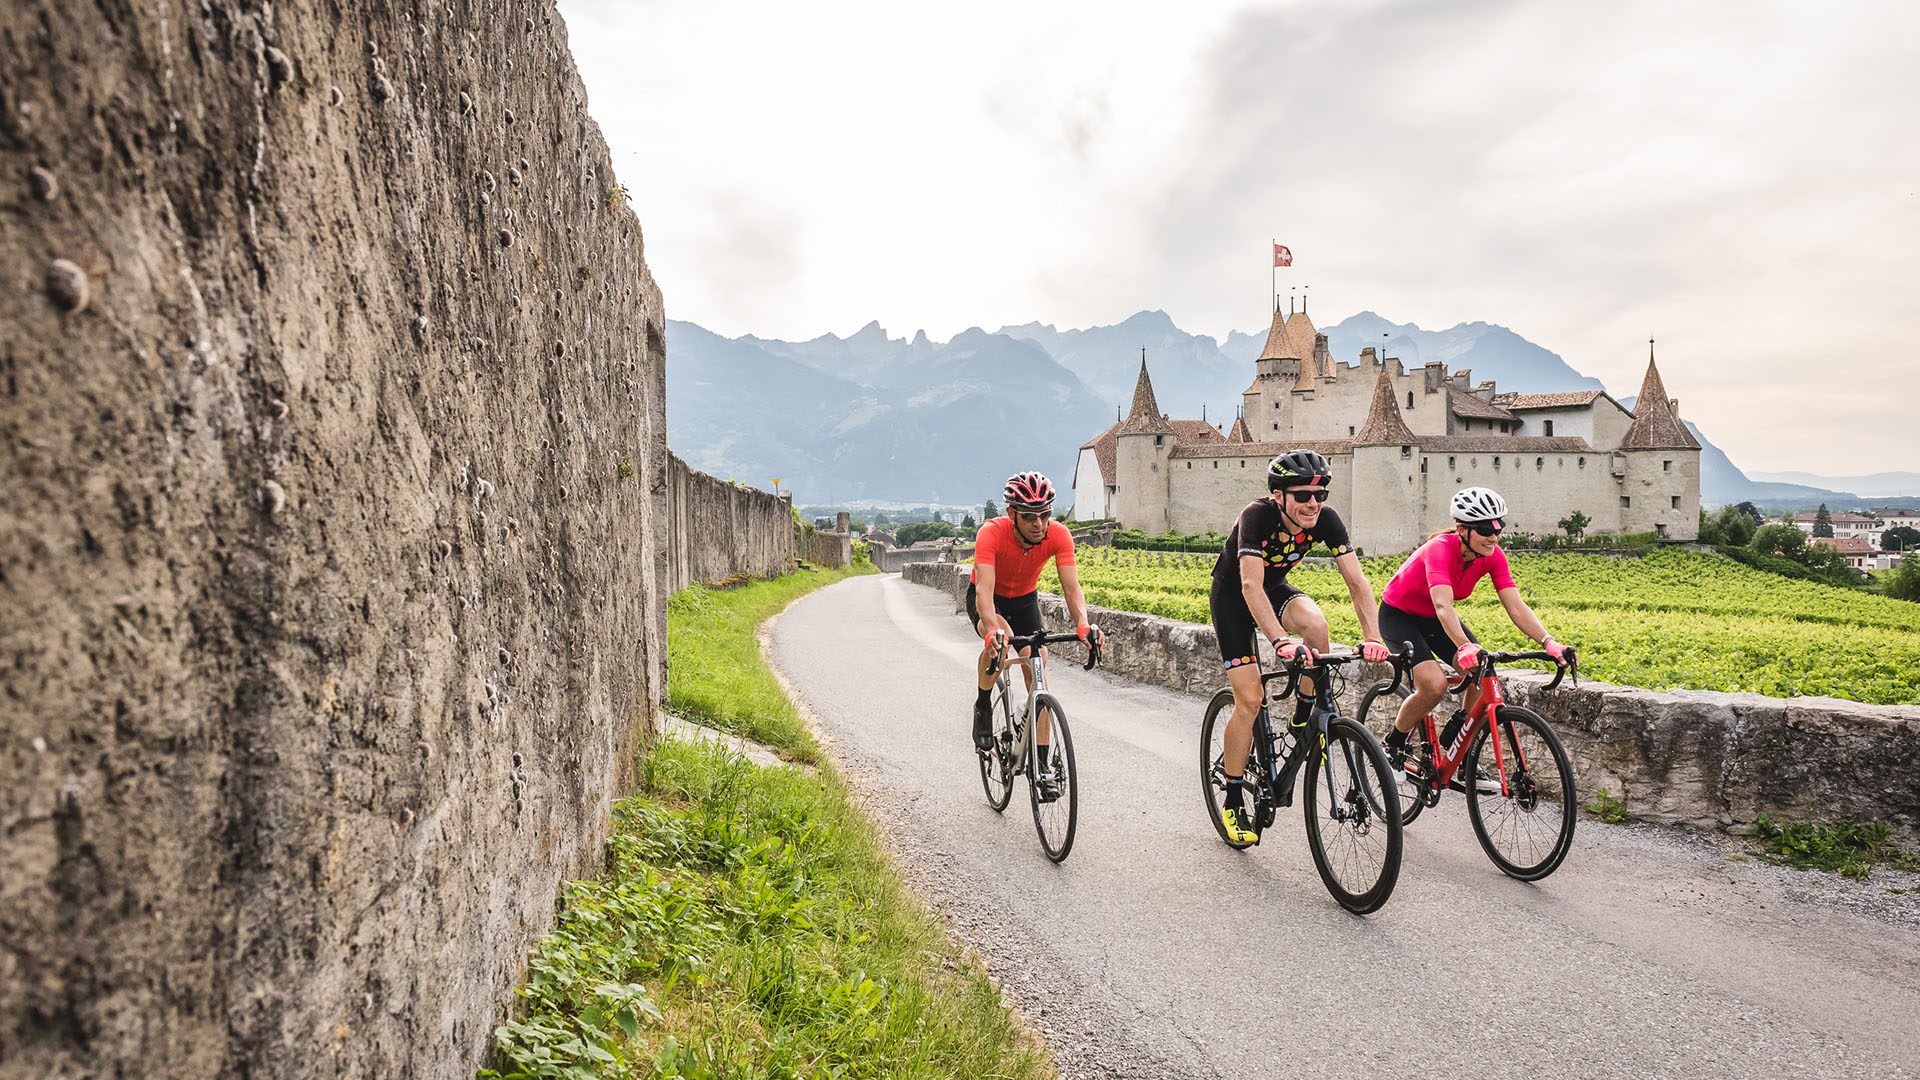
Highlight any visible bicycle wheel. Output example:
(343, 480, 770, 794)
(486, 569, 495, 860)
(1356, 680, 1431, 826)
(978, 679, 1016, 812)
(1466, 705, 1576, 881)
(1028, 692, 1078, 862)
(1303, 717, 1403, 914)
(1198, 689, 1256, 850)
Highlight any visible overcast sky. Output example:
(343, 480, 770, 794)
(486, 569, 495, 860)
(558, 0, 1920, 473)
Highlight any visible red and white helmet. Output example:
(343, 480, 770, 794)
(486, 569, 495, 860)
(1003, 471, 1056, 512)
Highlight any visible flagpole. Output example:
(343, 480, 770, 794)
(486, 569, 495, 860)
(1270, 238, 1277, 314)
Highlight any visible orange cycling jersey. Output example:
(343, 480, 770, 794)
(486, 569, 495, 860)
(970, 517, 1076, 596)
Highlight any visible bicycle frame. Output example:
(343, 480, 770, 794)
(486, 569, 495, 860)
(1420, 672, 1522, 798)
(994, 647, 1054, 768)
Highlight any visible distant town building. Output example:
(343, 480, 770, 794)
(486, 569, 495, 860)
(1791, 511, 1884, 546)
(1809, 535, 1879, 571)
(1072, 301, 1701, 553)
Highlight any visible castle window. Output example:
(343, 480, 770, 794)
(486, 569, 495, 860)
(1240, 460, 1245, 467)
(1401, 445, 1412, 459)
(1447, 456, 1456, 470)
(1273, 423, 1279, 431)
(1671, 496, 1681, 509)
(1185, 461, 1191, 469)
(1155, 435, 1164, 447)
(1348, 426, 1356, 437)
(1213, 460, 1218, 469)
(1406, 391, 1414, 409)
(1663, 459, 1672, 472)
(1544, 420, 1554, 436)
(1578, 457, 1586, 469)
(1621, 496, 1631, 508)
(1493, 456, 1501, 469)
(1536, 457, 1544, 469)
(1420, 457, 1429, 473)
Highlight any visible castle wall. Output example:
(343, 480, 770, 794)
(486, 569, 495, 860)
(1164, 453, 1355, 535)
(1070, 446, 1107, 520)
(1346, 446, 1430, 555)
(1621, 450, 1702, 539)
(1415, 448, 1627, 539)
(1113, 433, 1172, 532)
(1264, 359, 1447, 442)
(1511, 400, 1634, 447)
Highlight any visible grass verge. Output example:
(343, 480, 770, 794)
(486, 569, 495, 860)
(484, 565, 1052, 1079)
(667, 565, 874, 764)
(1745, 815, 1920, 880)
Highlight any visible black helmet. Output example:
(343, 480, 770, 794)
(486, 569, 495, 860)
(1267, 449, 1331, 490)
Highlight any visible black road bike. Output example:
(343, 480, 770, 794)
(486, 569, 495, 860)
(1199, 649, 1404, 914)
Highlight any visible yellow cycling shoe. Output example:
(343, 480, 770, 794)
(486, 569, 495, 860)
(1220, 805, 1261, 846)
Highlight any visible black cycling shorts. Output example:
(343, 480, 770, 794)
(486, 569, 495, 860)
(966, 583, 1044, 641)
(1209, 574, 1308, 670)
(1378, 601, 1478, 670)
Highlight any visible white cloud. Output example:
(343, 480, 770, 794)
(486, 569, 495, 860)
(560, 0, 1920, 472)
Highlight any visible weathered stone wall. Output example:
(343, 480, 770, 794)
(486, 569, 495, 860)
(902, 564, 1920, 840)
(1, 3, 667, 1077)
(665, 454, 795, 591)
(801, 528, 852, 569)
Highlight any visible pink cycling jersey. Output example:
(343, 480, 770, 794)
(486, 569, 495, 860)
(1381, 533, 1517, 617)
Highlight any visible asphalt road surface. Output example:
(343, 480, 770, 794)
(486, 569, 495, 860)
(768, 574, 1920, 1080)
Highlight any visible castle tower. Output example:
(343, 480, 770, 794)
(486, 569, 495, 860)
(1243, 305, 1305, 441)
(1616, 342, 1700, 540)
(1113, 356, 1177, 530)
(1350, 371, 1425, 553)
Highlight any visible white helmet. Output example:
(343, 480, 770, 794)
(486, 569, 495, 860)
(1450, 486, 1508, 523)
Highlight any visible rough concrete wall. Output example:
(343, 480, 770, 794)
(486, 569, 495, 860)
(902, 564, 1920, 841)
(0, 2, 667, 1077)
(665, 454, 794, 591)
(801, 529, 852, 569)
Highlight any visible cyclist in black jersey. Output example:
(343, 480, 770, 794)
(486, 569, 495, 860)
(1208, 448, 1390, 845)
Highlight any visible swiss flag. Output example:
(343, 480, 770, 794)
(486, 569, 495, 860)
(1273, 243, 1293, 267)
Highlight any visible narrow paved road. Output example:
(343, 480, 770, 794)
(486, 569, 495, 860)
(769, 575, 1920, 1080)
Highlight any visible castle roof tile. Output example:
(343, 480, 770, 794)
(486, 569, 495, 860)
(1172, 439, 1354, 460)
(1619, 347, 1699, 449)
(1417, 436, 1593, 453)
(1448, 389, 1517, 422)
(1169, 419, 1227, 444)
(1079, 421, 1122, 486)
(1119, 359, 1176, 435)
(1492, 391, 1607, 410)
(1226, 416, 1252, 443)
(1356, 371, 1418, 445)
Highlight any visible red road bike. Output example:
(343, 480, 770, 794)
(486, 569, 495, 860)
(1358, 649, 1579, 881)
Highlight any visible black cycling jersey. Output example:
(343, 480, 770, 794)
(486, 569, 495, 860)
(1209, 499, 1354, 592)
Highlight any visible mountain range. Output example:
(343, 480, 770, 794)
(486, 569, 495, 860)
(665, 311, 1882, 511)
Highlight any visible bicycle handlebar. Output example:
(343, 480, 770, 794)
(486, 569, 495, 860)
(986, 627, 1103, 676)
(1473, 647, 1580, 690)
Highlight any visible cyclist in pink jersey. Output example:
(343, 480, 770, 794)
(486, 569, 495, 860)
(1376, 487, 1568, 770)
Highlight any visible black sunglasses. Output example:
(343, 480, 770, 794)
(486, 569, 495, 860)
(1285, 488, 1330, 503)
(1469, 520, 1503, 537)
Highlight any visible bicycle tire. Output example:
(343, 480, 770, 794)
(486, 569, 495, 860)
(1198, 689, 1256, 850)
(1355, 679, 1432, 826)
(1466, 705, 1576, 881)
(1028, 692, 1078, 863)
(978, 679, 1015, 813)
(1303, 717, 1403, 914)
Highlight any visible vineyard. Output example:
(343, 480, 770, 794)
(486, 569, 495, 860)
(1041, 547, 1920, 705)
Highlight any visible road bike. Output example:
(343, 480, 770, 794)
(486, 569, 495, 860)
(1199, 649, 1403, 914)
(1357, 648, 1579, 881)
(980, 627, 1102, 863)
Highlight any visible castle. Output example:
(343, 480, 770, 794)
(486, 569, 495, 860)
(1071, 304, 1701, 553)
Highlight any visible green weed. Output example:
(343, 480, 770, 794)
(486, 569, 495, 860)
(1585, 788, 1627, 824)
(1745, 816, 1920, 880)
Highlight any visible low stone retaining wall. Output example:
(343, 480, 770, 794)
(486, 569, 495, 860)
(902, 563, 1920, 841)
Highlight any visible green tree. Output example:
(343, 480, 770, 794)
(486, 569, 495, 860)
(895, 520, 959, 545)
(1716, 505, 1755, 547)
(982, 499, 1000, 522)
(1698, 509, 1725, 546)
(1882, 525, 1920, 552)
(1557, 509, 1590, 542)
(961, 514, 977, 530)
(1812, 504, 1834, 538)
(1751, 523, 1808, 560)
(1886, 557, 1920, 602)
